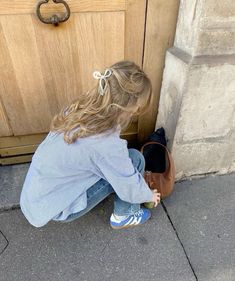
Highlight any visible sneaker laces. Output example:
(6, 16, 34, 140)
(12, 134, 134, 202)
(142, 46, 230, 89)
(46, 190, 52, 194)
(134, 209, 144, 217)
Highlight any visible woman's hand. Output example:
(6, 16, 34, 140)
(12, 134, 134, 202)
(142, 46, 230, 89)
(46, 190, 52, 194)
(151, 189, 161, 207)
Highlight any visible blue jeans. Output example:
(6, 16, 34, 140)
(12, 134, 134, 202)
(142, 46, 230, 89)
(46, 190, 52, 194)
(62, 148, 145, 222)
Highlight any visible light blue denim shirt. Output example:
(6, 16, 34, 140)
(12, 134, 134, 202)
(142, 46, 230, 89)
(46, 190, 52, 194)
(20, 127, 153, 227)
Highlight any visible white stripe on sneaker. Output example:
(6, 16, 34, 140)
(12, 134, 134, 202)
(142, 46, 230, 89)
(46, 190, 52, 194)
(130, 216, 142, 225)
(136, 216, 142, 224)
(124, 216, 135, 226)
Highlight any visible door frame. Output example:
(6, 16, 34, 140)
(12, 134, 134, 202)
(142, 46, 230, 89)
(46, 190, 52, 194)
(139, 0, 180, 143)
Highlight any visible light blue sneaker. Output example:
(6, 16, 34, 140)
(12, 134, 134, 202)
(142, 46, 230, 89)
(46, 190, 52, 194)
(110, 208, 151, 229)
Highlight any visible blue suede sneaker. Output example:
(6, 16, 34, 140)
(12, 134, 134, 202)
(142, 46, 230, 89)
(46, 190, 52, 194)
(110, 208, 151, 229)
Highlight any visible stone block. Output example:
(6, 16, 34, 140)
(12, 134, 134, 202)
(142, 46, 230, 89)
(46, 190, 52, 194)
(202, 0, 235, 19)
(156, 48, 189, 149)
(175, 63, 235, 143)
(174, 0, 235, 56)
(174, 0, 200, 55)
(172, 139, 235, 179)
(156, 48, 235, 179)
(196, 28, 235, 56)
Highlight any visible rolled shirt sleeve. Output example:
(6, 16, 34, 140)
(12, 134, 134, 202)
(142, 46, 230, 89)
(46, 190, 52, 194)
(93, 142, 153, 204)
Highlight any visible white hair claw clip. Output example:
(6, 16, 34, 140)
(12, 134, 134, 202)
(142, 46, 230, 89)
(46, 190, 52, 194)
(93, 68, 113, 95)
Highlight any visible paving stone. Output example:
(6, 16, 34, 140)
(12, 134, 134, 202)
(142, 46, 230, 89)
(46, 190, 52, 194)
(0, 164, 29, 210)
(163, 174, 235, 281)
(0, 197, 195, 281)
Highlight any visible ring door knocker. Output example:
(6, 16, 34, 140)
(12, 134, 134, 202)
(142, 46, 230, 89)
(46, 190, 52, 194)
(36, 0, 70, 26)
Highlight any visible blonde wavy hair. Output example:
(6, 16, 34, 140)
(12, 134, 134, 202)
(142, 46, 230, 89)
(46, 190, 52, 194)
(50, 60, 152, 143)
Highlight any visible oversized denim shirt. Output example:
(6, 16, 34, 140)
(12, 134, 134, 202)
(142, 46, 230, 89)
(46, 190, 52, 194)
(20, 127, 153, 227)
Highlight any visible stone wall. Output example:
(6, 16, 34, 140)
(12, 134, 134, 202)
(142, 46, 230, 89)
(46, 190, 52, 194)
(156, 0, 235, 180)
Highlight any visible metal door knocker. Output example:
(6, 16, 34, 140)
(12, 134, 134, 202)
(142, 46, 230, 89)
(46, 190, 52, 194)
(36, 0, 70, 26)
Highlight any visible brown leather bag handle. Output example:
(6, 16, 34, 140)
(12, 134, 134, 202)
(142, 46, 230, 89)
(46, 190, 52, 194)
(140, 141, 173, 175)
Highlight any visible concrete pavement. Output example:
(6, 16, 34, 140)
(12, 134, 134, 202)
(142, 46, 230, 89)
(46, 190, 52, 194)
(0, 164, 234, 281)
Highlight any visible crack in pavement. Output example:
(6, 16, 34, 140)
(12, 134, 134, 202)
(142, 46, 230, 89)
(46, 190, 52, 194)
(0, 205, 21, 213)
(161, 201, 198, 281)
(0, 229, 9, 256)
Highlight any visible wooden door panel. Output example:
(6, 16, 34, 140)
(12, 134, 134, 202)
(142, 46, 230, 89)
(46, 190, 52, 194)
(125, 0, 146, 63)
(0, 18, 51, 136)
(0, 0, 146, 137)
(0, 15, 53, 135)
(33, 11, 124, 112)
(74, 12, 125, 93)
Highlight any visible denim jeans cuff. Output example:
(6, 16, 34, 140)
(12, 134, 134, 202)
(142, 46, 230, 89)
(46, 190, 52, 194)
(113, 204, 140, 216)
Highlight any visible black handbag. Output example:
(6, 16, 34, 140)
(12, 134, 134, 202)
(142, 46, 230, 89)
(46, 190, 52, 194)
(142, 127, 167, 173)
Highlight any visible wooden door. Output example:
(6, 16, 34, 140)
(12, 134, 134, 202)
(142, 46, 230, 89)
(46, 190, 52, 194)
(0, 0, 180, 164)
(0, 0, 146, 138)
